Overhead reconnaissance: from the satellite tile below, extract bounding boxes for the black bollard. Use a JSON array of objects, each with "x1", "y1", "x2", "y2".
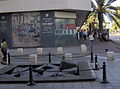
[
  {"x1": 101, "y1": 62, "x2": 109, "y2": 84},
  {"x1": 62, "y1": 56, "x2": 65, "y2": 60},
  {"x1": 77, "y1": 66, "x2": 79, "y2": 75},
  {"x1": 105, "y1": 49, "x2": 108, "y2": 52},
  {"x1": 94, "y1": 55, "x2": 99, "y2": 70},
  {"x1": 49, "y1": 52, "x2": 51, "y2": 63},
  {"x1": 90, "y1": 50, "x2": 94, "y2": 63},
  {"x1": 7, "y1": 53, "x2": 10, "y2": 65},
  {"x1": 27, "y1": 65, "x2": 35, "y2": 86}
]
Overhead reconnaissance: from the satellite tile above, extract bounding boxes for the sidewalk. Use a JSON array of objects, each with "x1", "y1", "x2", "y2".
[{"x1": 0, "y1": 40, "x2": 120, "y2": 89}]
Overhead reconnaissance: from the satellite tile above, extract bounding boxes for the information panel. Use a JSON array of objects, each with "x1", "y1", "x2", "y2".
[{"x1": 41, "y1": 11, "x2": 55, "y2": 47}]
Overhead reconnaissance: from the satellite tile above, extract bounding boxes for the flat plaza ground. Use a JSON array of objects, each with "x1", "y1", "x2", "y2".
[{"x1": 0, "y1": 40, "x2": 120, "y2": 89}]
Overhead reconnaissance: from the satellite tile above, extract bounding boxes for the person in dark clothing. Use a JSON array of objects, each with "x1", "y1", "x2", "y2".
[{"x1": 83, "y1": 30, "x2": 87, "y2": 40}]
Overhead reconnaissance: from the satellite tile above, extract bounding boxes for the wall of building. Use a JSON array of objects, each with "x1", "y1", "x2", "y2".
[
  {"x1": 0, "y1": 0, "x2": 91, "y2": 13},
  {"x1": 0, "y1": 0, "x2": 91, "y2": 47},
  {"x1": 0, "y1": 14, "x2": 12, "y2": 48},
  {"x1": 0, "y1": 11, "x2": 80, "y2": 48}
]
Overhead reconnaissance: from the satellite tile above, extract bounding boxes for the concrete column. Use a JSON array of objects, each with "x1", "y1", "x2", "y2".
[
  {"x1": 17, "y1": 48, "x2": 23, "y2": 54},
  {"x1": 65, "y1": 53, "x2": 72, "y2": 60},
  {"x1": 57, "y1": 47, "x2": 63, "y2": 54},
  {"x1": 81, "y1": 44, "x2": 87, "y2": 52},
  {"x1": 29, "y1": 54, "x2": 37, "y2": 65},
  {"x1": 106, "y1": 51, "x2": 114, "y2": 60},
  {"x1": 37, "y1": 48, "x2": 43, "y2": 55}
]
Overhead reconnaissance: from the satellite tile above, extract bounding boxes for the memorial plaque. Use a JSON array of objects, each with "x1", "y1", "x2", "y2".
[{"x1": 41, "y1": 11, "x2": 55, "y2": 47}]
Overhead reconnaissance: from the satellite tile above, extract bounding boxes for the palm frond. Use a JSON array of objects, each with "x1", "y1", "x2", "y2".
[
  {"x1": 92, "y1": 0, "x2": 99, "y2": 8},
  {"x1": 105, "y1": 10, "x2": 120, "y2": 19},
  {"x1": 104, "y1": 13, "x2": 113, "y2": 21},
  {"x1": 105, "y1": 0, "x2": 116, "y2": 6},
  {"x1": 108, "y1": 6, "x2": 120, "y2": 10},
  {"x1": 91, "y1": 2, "x2": 97, "y2": 10},
  {"x1": 99, "y1": 0, "x2": 105, "y2": 6},
  {"x1": 112, "y1": 13, "x2": 120, "y2": 19},
  {"x1": 109, "y1": 14, "x2": 120, "y2": 28}
]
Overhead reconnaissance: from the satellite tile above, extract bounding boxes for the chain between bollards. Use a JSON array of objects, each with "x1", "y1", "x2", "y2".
[
  {"x1": 90, "y1": 50, "x2": 94, "y2": 63},
  {"x1": 100, "y1": 62, "x2": 109, "y2": 84},
  {"x1": 49, "y1": 52, "x2": 51, "y2": 63},
  {"x1": 27, "y1": 65, "x2": 35, "y2": 86}
]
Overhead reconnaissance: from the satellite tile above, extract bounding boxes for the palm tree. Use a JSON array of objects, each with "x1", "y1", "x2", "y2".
[{"x1": 88, "y1": 0, "x2": 120, "y2": 32}]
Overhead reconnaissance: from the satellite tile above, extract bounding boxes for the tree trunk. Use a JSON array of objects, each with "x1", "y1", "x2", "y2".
[
  {"x1": 98, "y1": 12, "x2": 104, "y2": 40},
  {"x1": 98, "y1": 12, "x2": 103, "y2": 31}
]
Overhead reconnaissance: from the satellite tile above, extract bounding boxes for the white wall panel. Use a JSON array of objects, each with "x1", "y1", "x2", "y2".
[
  {"x1": 68, "y1": 0, "x2": 91, "y2": 11},
  {"x1": 55, "y1": 11, "x2": 76, "y2": 18},
  {"x1": 0, "y1": 0, "x2": 91, "y2": 13}
]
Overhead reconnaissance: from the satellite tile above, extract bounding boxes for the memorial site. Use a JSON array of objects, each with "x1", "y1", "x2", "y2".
[{"x1": 0, "y1": 0, "x2": 120, "y2": 89}]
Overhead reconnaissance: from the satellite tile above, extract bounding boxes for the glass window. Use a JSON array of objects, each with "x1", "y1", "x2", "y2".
[{"x1": 55, "y1": 18, "x2": 76, "y2": 35}]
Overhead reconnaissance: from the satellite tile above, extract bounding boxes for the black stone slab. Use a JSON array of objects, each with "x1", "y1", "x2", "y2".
[
  {"x1": 0, "y1": 64, "x2": 17, "y2": 75},
  {"x1": 0, "y1": 61, "x2": 96, "y2": 83}
]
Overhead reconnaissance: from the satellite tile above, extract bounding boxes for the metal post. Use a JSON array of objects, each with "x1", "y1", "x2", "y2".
[
  {"x1": 27, "y1": 65, "x2": 35, "y2": 86},
  {"x1": 90, "y1": 50, "x2": 94, "y2": 63},
  {"x1": 77, "y1": 66, "x2": 79, "y2": 75},
  {"x1": 101, "y1": 62, "x2": 109, "y2": 83},
  {"x1": 105, "y1": 49, "x2": 108, "y2": 52},
  {"x1": 8, "y1": 53, "x2": 10, "y2": 65},
  {"x1": 49, "y1": 52, "x2": 51, "y2": 63},
  {"x1": 62, "y1": 56, "x2": 65, "y2": 60},
  {"x1": 94, "y1": 55, "x2": 99, "y2": 70}
]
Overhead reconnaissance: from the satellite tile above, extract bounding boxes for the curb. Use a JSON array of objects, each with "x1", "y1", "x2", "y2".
[{"x1": 109, "y1": 39, "x2": 120, "y2": 49}]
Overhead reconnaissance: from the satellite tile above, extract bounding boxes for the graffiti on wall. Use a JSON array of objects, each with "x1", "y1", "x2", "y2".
[{"x1": 12, "y1": 12, "x2": 41, "y2": 47}]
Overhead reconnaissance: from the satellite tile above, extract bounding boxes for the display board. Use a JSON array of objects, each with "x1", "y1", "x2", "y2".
[{"x1": 41, "y1": 11, "x2": 55, "y2": 47}]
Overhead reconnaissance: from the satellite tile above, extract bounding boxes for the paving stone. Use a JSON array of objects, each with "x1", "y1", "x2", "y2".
[
  {"x1": 92, "y1": 86, "x2": 102, "y2": 89},
  {"x1": 72, "y1": 82, "x2": 82, "y2": 89},
  {"x1": 82, "y1": 86, "x2": 93, "y2": 89},
  {"x1": 63, "y1": 83, "x2": 73, "y2": 89},
  {"x1": 112, "y1": 85, "x2": 120, "y2": 89},
  {"x1": 82, "y1": 82, "x2": 92, "y2": 87},
  {"x1": 43, "y1": 83, "x2": 54, "y2": 89},
  {"x1": 53, "y1": 83, "x2": 62, "y2": 89}
]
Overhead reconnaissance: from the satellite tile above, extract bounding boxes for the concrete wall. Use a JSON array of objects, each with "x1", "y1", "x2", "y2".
[{"x1": 0, "y1": 0, "x2": 91, "y2": 13}]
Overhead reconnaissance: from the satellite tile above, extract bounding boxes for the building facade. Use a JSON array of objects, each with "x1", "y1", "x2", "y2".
[{"x1": 0, "y1": 0, "x2": 91, "y2": 48}]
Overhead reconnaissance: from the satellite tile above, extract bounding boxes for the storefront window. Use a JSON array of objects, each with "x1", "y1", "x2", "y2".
[
  {"x1": 55, "y1": 18, "x2": 77, "y2": 46},
  {"x1": 55, "y1": 18, "x2": 76, "y2": 35}
]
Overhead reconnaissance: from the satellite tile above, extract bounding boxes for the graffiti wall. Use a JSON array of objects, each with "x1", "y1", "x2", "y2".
[{"x1": 12, "y1": 12, "x2": 41, "y2": 47}]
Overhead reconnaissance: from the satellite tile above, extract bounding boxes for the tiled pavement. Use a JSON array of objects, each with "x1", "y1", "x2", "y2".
[{"x1": 1, "y1": 40, "x2": 120, "y2": 89}]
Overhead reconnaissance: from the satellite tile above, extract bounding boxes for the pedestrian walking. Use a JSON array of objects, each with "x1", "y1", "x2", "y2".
[
  {"x1": 88, "y1": 32, "x2": 94, "y2": 50},
  {"x1": 79, "y1": 30, "x2": 83, "y2": 39},
  {"x1": 1, "y1": 38, "x2": 8, "y2": 64},
  {"x1": 93, "y1": 31, "x2": 97, "y2": 40},
  {"x1": 83, "y1": 30, "x2": 87, "y2": 40},
  {"x1": 76, "y1": 30, "x2": 80, "y2": 40}
]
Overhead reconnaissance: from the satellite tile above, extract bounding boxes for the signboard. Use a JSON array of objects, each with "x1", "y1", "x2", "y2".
[{"x1": 41, "y1": 11, "x2": 55, "y2": 47}]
